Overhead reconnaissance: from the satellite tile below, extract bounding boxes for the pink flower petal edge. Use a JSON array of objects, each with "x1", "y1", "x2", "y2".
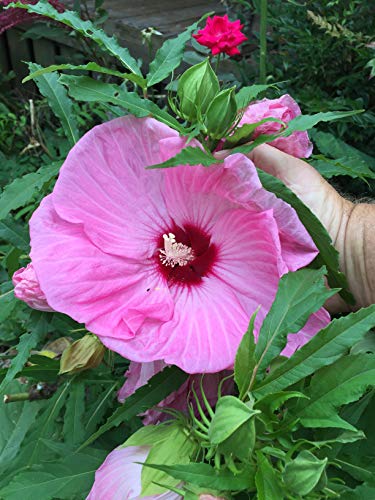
[{"x1": 12, "y1": 262, "x2": 53, "y2": 312}]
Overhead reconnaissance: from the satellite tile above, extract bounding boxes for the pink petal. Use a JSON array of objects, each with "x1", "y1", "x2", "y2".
[{"x1": 118, "y1": 360, "x2": 167, "y2": 403}]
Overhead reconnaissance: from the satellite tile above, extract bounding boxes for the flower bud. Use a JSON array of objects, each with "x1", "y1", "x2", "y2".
[
  {"x1": 12, "y1": 262, "x2": 53, "y2": 312},
  {"x1": 204, "y1": 87, "x2": 237, "y2": 139},
  {"x1": 59, "y1": 334, "x2": 105, "y2": 375},
  {"x1": 177, "y1": 59, "x2": 219, "y2": 122}
]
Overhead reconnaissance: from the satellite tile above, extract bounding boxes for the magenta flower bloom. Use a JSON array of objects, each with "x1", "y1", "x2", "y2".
[
  {"x1": 193, "y1": 14, "x2": 247, "y2": 56},
  {"x1": 87, "y1": 446, "x2": 179, "y2": 500},
  {"x1": 118, "y1": 361, "x2": 233, "y2": 424},
  {"x1": 12, "y1": 262, "x2": 53, "y2": 312},
  {"x1": 239, "y1": 95, "x2": 313, "y2": 158},
  {"x1": 30, "y1": 116, "x2": 329, "y2": 373}
]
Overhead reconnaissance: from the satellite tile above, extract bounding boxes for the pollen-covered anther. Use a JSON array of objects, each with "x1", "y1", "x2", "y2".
[{"x1": 159, "y1": 233, "x2": 194, "y2": 267}]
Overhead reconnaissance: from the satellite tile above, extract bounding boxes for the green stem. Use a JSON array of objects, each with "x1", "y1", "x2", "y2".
[
  {"x1": 214, "y1": 53, "x2": 221, "y2": 74},
  {"x1": 3, "y1": 392, "x2": 30, "y2": 403},
  {"x1": 259, "y1": 0, "x2": 268, "y2": 84}
]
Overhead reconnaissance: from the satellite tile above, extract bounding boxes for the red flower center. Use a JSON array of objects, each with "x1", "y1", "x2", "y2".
[{"x1": 157, "y1": 224, "x2": 218, "y2": 286}]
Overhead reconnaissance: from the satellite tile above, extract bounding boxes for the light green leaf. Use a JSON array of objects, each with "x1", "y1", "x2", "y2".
[
  {"x1": 147, "y1": 14, "x2": 209, "y2": 87},
  {"x1": 283, "y1": 450, "x2": 327, "y2": 496},
  {"x1": 142, "y1": 423, "x2": 198, "y2": 495},
  {"x1": 63, "y1": 381, "x2": 85, "y2": 447},
  {"x1": 79, "y1": 366, "x2": 188, "y2": 449},
  {"x1": 0, "y1": 217, "x2": 29, "y2": 251},
  {"x1": 255, "y1": 451, "x2": 284, "y2": 500},
  {"x1": 0, "y1": 162, "x2": 60, "y2": 220},
  {"x1": 297, "y1": 354, "x2": 375, "y2": 430},
  {"x1": 59, "y1": 75, "x2": 185, "y2": 133},
  {"x1": 257, "y1": 168, "x2": 354, "y2": 304},
  {"x1": 0, "y1": 449, "x2": 106, "y2": 500},
  {"x1": 141, "y1": 462, "x2": 255, "y2": 490},
  {"x1": 254, "y1": 267, "x2": 336, "y2": 381},
  {"x1": 147, "y1": 146, "x2": 219, "y2": 169},
  {"x1": 285, "y1": 110, "x2": 364, "y2": 134},
  {"x1": 235, "y1": 84, "x2": 277, "y2": 109},
  {"x1": 28, "y1": 63, "x2": 79, "y2": 146},
  {"x1": 0, "y1": 312, "x2": 51, "y2": 396},
  {"x1": 224, "y1": 118, "x2": 284, "y2": 148},
  {"x1": 234, "y1": 308, "x2": 258, "y2": 399},
  {"x1": 255, "y1": 305, "x2": 375, "y2": 397},
  {"x1": 123, "y1": 423, "x2": 175, "y2": 448},
  {"x1": 10, "y1": 2, "x2": 142, "y2": 76},
  {"x1": 23, "y1": 62, "x2": 145, "y2": 87},
  {"x1": 209, "y1": 396, "x2": 259, "y2": 445}
]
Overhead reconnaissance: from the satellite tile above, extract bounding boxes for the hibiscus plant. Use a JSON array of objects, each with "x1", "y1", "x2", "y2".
[{"x1": 0, "y1": 2, "x2": 374, "y2": 499}]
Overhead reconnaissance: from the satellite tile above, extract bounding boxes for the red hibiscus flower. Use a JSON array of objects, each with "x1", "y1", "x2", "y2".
[{"x1": 193, "y1": 14, "x2": 247, "y2": 57}]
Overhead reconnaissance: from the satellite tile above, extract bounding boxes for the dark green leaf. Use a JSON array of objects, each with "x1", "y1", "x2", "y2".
[
  {"x1": 234, "y1": 309, "x2": 258, "y2": 398},
  {"x1": 255, "y1": 451, "x2": 284, "y2": 500},
  {"x1": 0, "y1": 162, "x2": 60, "y2": 220},
  {"x1": 63, "y1": 381, "x2": 85, "y2": 447},
  {"x1": 235, "y1": 84, "x2": 277, "y2": 109},
  {"x1": 28, "y1": 63, "x2": 79, "y2": 146},
  {"x1": 224, "y1": 118, "x2": 284, "y2": 148},
  {"x1": 0, "y1": 217, "x2": 29, "y2": 251},
  {"x1": 10, "y1": 2, "x2": 142, "y2": 76},
  {"x1": 0, "y1": 282, "x2": 17, "y2": 323},
  {"x1": 310, "y1": 155, "x2": 375, "y2": 182},
  {"x1": 255, "y1": 305, "x2": 375, "y2": 397},
  {"x1": 257, "y1": 169, "x2": 354, "y2": 303},
  {"x1": 147, "y1": 146, "x2": 219, "y2": 169},
  {"x1": 285, "y1": 110, "x2": 364, "y2": 133},
  {"x1": 79, "y1": 366, "x2": 188, "y2": 448},
  {"x1": 142, "y1": 462, "x2": 255, "y2": 490}
]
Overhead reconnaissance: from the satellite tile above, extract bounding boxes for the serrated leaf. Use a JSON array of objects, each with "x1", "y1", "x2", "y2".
[
  {"x1": 0, "y1": 217, "x2": 29, "y2": 251},
  {"x1": 235, "y1": 84, "x2": 277, "y2": 109},
  {"x1": 147, "y1": 14, "x2": 209, "y2": 87},
  {"x1": 0, "y1": 354, "x2": 60, "y2": 383},
  {"x1": 85, "y1": 381, "x2": 118, "y2": 436},
  {"x1": 310, "y1": 155, "x2": 375, "y2": 182},
  {"x1": 0, "y1": 162, "x2": 60, "y2": 220},
  {"x1": 28, "y1": 63, "x2": 79, "y2": 146},
  {"x1": 59, "y1": 75, "x2": 185, "y2": 133},
  {"x1": 297, "y1": 354, "x2": 375, "y2": 430},
  {"x1": 142, "y1": 462, "x2": 255, "y2": 490},
  {"x1": 285, "y1": 110, "x2": 364, "y2": 133},
  {"x1": 257, "y1": 168, "x2": 354, "y2": 304},
  {"x1": 0, "y1": 282, "x2": 17, "y2": 323},
  {"x1": 10, "y1": 2, "x2": 142, "y2": 76},
  {"x1": 255, "y1": 451, "x2": 284, "y2": 500},
  {"x1": 0, "y1": 312, "x2": 51, "y2": 396},
  {"x1": 234, "y1": 308, "x2": 258, "y2": 398},
  {"x1": 147, "y1": 146, "x2": 219, "y2": 169},
  {"x1": 255, "y1": 305, "x2": 375, "y2": 397},
  {"x1": 224, "y1": 118, "x2": 284, "y2": 148},
  {"x1": 253, "y1": 267, "x2": 335, "y2": 381},
  {"x1": 23, "y1": 62, "x2": 145, "y2": 87},
  {"x1": 63, "y1": 381, "x2": 85, "y2": 447},
  {"x1": 0, "y1": 448, "x2": 106, "y2": 500},
  {"x1": 79, "y1": 366, "x2": 188, "y2": 449}
]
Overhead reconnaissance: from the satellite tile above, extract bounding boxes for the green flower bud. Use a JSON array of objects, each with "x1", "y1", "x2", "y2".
[
  {"x1": 59, "y1": 334, "x2": 105, "y2": 375},
  {"x1": 205, "y1": 87, "x2": 238, "y2": 140},
  {"x1": 177, "y1": 59, "x2": 220, "y2": 122}
]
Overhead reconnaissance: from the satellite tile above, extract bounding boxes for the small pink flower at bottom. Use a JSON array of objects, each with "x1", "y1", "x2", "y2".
[
  {"x1": 118, "y1": 361, "x2": 233, "y2": 425},
  {"x1": 87, "y1": 446, "x2": 180, "y2": 500},
  {"x1": 12, "y1": 262, "x2": 53, "y2": 312},
  {"x1": 239, "y1": 95, "x2": 313, "y2": 158},
  {"x1": 193, "y1": 14, "x2": 247, "y2": 56}
]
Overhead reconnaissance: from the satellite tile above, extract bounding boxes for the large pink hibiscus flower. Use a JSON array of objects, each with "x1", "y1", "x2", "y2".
[{"x1": 30, "y1": 116, "x2": 329, "y2": 373}]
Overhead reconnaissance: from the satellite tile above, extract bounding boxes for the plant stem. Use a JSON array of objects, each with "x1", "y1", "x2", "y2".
[
  {"x1": 259, "y1": 0, "x2": 268, "y2": 84},
  {"x1": 3, "y1": 392, "x2": 30, "y2": 403},
  {"x1": 215, "y1": 53, "x2": 221, "y2": 74}
]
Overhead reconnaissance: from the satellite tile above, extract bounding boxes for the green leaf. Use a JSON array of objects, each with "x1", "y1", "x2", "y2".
[
  {"x1": 0, "y1": 448, "x2": 106, "y2": 500},
  {"x1": 141, "y1": 462, "x2": 255, "y2": 490},
  {"x1": 123, "y1": 423, "x2": 175, "y2": 447},
  {"x1": 254, "y1": 267, "x2": 336, "y2": 380},
  {"x1": 234, "y1": 308, "x2": 258, "y2": 398},
  {"x1": 255, "y1": 451, "x2": 284, "y2": 500},
  {"x1": 235, "y1": 84, "x2": 277, "y2": 109},
  {"x1": 224, "y1": 118, "x2": 284, "y2": 148},
  {"x1": 10, "y1": 2, "x2": 142, "y2": 76},
  {"x1": 0, "y1": 217, "x2": 29, "y2": 251},
  {"x1": 147, "y1": 146, "x2": 219, "y2": 169},
  {"x1": 255, "y1": 305, "x2": 375, "y2": 397},
  {"x1": 79, "y1": 366, "x2": 188, "y2": 449},
  {"x1": 23, "y1": 62, "x2": 145, "y2": 87},
  {"x1": 0, "y1": 282, "x2": 17, "y2": 323},
  {"x1": 63, "y1": 381, "x2": 85, "y2": 447},
  {"x1": 310, "y1": 155, "x2": 375, "y2": 182},
  {"x1": 297, "y1": 354, "x2": 375, "y2": 430},
  {"x1": 0, "y1": 381, "x2": 42, "y2": 470},
  {"x1": 59, "y1": 75, "x2": 185, "y2": 133},
  {"x1": 257, "y1": 168, "x2": 354, "y2": 304},
  {"x1": 285, "y1": 110, "x2": 364, "y2": 134},
  {"x1": 141, "y1": 423, "x2": 198, "y2": 495},
  {"x1": 209, "y1": 396, "x2": 259, "y2": 444},
  {"x1": 147, "y1": 15, "x2": 209, "y2": 87},
  {"x1": 0, "y1": 312, "x2": 51, "y2": 396},
  {"x1": 0, "y1": 355, "x2": 60, "y2": 383},
  {"x1": 85, "y1": 381, "x2": 118, "y2": 436},
  {"x1": 28, "y1": 63, "x2": 79, "y2": 146},
  {"x1": 283, "y1": 450, "x2": 327, "y2": 496},
  {"x1": 340, "y1": 483, "x2": 375, "y2": 500},
  {"x1": 0, "y1": 162, "x2": 60, "y2": 220}
]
